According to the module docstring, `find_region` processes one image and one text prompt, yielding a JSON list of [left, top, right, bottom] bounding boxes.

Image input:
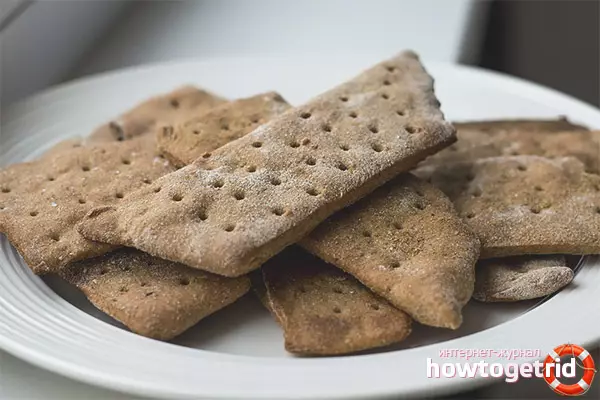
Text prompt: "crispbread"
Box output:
[[424, 119, 599, 173], [0, 137, 174, 274], [89, 86, 226, 142], [415, 155, 600, 258], [61, 248, 250, 340], [78, 51, 456, 277], [256, 246, 411, 355], [301, 173, 479, 329], [473, 255, 573, 302], [157, 92, 291, 167]]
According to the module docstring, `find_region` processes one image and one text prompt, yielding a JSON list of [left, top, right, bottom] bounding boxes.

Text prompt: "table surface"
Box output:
[[6, 1, 597, 399]]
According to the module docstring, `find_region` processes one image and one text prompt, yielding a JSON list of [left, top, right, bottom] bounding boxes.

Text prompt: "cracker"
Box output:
[[415, 155, 600, 258], [473, 255, 573, 302], [0, 137, 174, 274], [255, 246, 411, 355], [301, 173, 479, 329], [89, 86, 226, 142], [424, 119, 598, 172], [60, 248, 250, 340], [79, 51, 456, 277], [157, 92, 291, 167]]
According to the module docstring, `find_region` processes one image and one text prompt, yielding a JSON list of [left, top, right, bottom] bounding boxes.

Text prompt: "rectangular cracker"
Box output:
[[415, 155, 600, 258], [60, 248, 250, 340], [473, 255, 573, 302], [300, 173, 479, 329], [255, 246, 411, 355], [424, 118, 598, 172], [0, 137, 174, 274], [89, 86, 226, 142], [78, 51, 456, 277], [157, 92, 291, 167]]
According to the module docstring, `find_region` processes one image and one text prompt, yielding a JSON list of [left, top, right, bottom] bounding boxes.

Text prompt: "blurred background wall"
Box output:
[[1, 0, 598, 107]]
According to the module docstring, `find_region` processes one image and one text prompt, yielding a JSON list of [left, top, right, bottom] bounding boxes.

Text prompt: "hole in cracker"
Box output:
[[301, 138, 311, 145], [339, 96, 348, 102], [535, 185, 543, 192], [252, 141, 263, 148], [47, 177, 55, 182], [466, 212, 475, 219], [322, 124, 332, 133], [78, 199, 86, 204], [466, 172, 475, 181], [333, 288, 343, 294], [172, 194, 183, 202], [349, 111, 358, 118], [193, 130, 200, 135], [115, 192, 124, 199], [369, 124, 379, 134], [82, 166, 91, 172], [362, 230, 372, 238], [595, 207, 600, 214], [202, 152, 211, 159], [381, 93, 389, 100], [290, 141, 300, 148], [121, 159, 131, 165], [154, 187, 161, 193], [393, 222, 402, 230], [99, 268, 108, 275], [198, 210, 208, 221], [145, 292, 154, 297], [371, 143, 383, 152], [170, 99, 180, 108], [213, 180, 224, 189], [300, 112, 311, 119], [246, 165, 256, 173], [406, 125, 419, 134], [337, 162, 348, 171], [143, 178, 152, 184], [251, 117, 260, 124], [221, 124, 229, 131], [396, 110, 405, 117], [306, 157, 316, 166], [272, 207, 285, 216], [390, 261, 400, 269], [340, 144, 350, 151], [224, 224, 235, 232], [530, 206, 541, 214], [140, 282, 147, 287], [119, 286, 128, 293], [123, 266, 130, 272], [29, 211, 38, 217], [233, 191, 245, 201], [518, 165, 527, 171], [383, 80, 391, 86], [306, 187, 320, 196], [179, 278, 190, 286], [299, 286, 307, 293], [270, 177, 281, 186], [371, 304, 381, 310], [386, 66, 395, 72], [333, 307, 342, 314], [472, 188, 482, 197]]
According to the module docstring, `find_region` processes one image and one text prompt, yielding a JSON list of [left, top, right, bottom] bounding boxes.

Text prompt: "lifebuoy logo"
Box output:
[[427, 344, 597, 396], [543, 344, 596, 396]]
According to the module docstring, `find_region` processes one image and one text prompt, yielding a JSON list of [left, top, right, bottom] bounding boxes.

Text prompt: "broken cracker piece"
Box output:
[[473, 255, 573, 302], [157, 92, 291, 167], [256, 247, 411, 356], [79, 50, 456, 277], [415, 155, 600, 258], [0, 137, 174, 274], [89, 86, 226, 142], [61, 248, 250, 340], [301, 173, 479, 329]]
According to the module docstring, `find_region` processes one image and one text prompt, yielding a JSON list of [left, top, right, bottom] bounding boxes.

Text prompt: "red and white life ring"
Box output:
[[543, 344, 596, 396]]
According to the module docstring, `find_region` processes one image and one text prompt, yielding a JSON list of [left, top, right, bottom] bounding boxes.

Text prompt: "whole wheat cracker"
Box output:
[[255, 246, 411, 355], [473, 255, 573, 302], [0, 137, 174, 274], [415, 155, 600, 258], [424, 119, 599, 173], [60, 248, 250, 340], [157, 92, 291, 167], [301, 173, 479, 329], [89, 86, 226, 142], [78, 51, 456, 277]]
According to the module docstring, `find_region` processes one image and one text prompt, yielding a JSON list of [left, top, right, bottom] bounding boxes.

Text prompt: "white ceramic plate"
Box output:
[[1, 56, 600, 399]]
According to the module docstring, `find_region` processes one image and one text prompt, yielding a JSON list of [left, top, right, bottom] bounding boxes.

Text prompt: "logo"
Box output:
[[543, 344, 596, 396]]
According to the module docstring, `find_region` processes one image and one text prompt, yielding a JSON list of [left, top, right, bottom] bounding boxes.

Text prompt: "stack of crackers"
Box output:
[[1, 51, 597, 355]]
